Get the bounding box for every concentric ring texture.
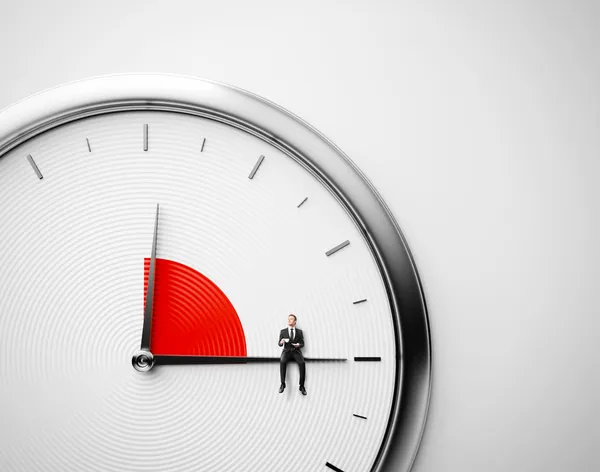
[0,110,396,471]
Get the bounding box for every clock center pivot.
[132,350,155,372]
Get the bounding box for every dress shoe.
[279,384,285,393]
[299,386,307,395]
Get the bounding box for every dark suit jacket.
[278,327,304,352]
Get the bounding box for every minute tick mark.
[248,155,265,179]
[143,124,149,151]
[325,462,344,472]
[27,154,43,179]
[326,240,350,257]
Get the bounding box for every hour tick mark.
[248,155,265,179]
[325,463,344,472]
[86,138,92,152]
[353,413,367,420]
[353,298,367,305]
[143,124,149,151]
[354,357,381,362]
[297,197,308,208]
[27,154,43,179]
[325,240,350,257]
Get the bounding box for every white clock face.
[0,110,398,471]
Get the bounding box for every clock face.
[0,76,430,472]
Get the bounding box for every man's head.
[287,314,297,327]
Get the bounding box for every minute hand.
[153,355,347,365]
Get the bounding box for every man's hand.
[293,343,300,348]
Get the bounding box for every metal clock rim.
[0,73,431,472]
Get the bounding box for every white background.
[0,1,598,470]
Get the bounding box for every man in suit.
[278,313,306,395]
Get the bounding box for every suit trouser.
[280,350,306,386]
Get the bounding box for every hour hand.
[141,203,160,351]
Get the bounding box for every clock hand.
[140,203,160,351]
[132,204,159,373]
[153,355,347,365]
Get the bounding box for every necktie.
[291,329,294,341]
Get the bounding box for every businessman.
[278,314,306,395]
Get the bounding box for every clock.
[0,74,430,472]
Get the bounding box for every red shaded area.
[144,258,247,356]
